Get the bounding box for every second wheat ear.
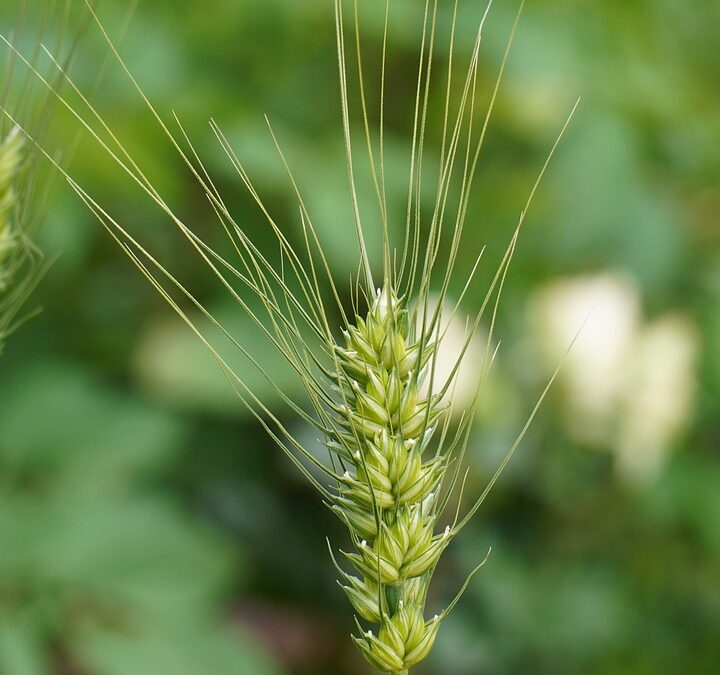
[0,127,24,296]
[0,125,36,352]
[8,0,581,670]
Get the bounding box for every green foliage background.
[1,1,719,673]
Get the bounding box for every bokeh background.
[1,1,719,674]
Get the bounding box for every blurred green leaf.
[0,362,281,674]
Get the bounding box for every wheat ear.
[329,284,451,671]
[0,126,24,293]
[0,0,111,350]
[0,125,34,350]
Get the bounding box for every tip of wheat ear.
[327,284,455,672]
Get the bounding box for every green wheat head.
[330,286,455,671]
[2,0,579,670]
[0,126,23,294]
[0,0,93,351]
[0,122,35,352]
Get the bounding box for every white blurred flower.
[615,314,699,485]
[417,296,489,415]
[528,272,699,485]
[529,273,641,446]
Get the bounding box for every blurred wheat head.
[0,112,46,353]
[0,0,95,352]
[0,127,25,295]
[0,54,40,351]
[2,0,579,671]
